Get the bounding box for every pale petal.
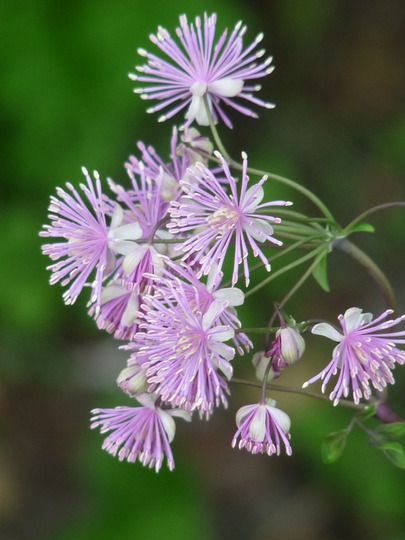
[245,219,274,243]
[210,341,235,361]
[267,405,291,433]
[249,405,267,442]
[136,393,157,409]
[208,78,244,97]
[168,409,192,422]
[236,404,257,427]
[101,283,127,303]
[214,287,244,307]
[202,300,226,329]
[311,322,343,342]
[121,293,139,327]
[110,203,124,228]
[122,245,147,274]
[243,184,264,212]
[111,222,142,240]
[209,325,235,342]
[343,307,371,331]
[158,409,176,443]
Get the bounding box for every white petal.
[236,404,257,427]
[245,219,274,243]
[214,357,233,380]
[158,409,176,443]
[249,406,267,442]
[111,240,141,256]
[343,307,368,332]
[110,203,124,228]
[186,95,209,126]
[202,300,226,330]
[121,293,139,327]
[210,341,235,361]
[311,322,343,342]
[101,284,127,303]
[267,405,291,433]
[110,222,142,241]
[167,409,192,422]
[243,184,264,213]
[208,78,244,97]
[213,287,244,307]
[122,245,147,274]
[209,325,235,343]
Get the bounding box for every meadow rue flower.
[278,326,305,364]
[303,308,405,405]
[155,260,252,354]
[232,400,292,456]
[40,168,142,307]
[135,278,236,417]
[90,393,191,471]
[117,352,148,396]
[168,151,292,286]
[176,127,214,164]
[130,13,275,128]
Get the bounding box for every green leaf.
[378,442,405,469]
[312,254,330,292]
[348,222,375,234]
[321,429,348,464]
[376,422,405,440]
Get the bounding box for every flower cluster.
[40,12,405,473]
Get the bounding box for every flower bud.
[277,327,305,365]
[252,351,276,382]
[117,364,147,396]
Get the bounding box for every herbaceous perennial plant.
[41,13,405,472]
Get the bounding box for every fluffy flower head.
[304,307,405,405]
[169,152,291,286]
[130,13,275,128]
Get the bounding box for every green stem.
[346,201,405,230]
[204,96,231,162]
[231,378,364,411]
[336,239,396,309]
[245,246,324,298]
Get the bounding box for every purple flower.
[135,278,236,417]
[130,14,275,128]
[156,260,252,354]
[303,307,405,405]
[40,168,142,306]
[168,152,291,286]
[90,394,190,471]
[232,400,292,456]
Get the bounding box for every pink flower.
[90,393,190,471]
[130,14,274,128]
[304,308,405,405]
[232,400,292,456]
[168,152,291,286]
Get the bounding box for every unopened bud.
[117,364,147,396]
[252,351,276,382]
[277,327,305,365]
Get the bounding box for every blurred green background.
[1,0,405,539]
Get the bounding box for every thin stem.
[238,327,279,334]
[245,246,325,298]
[201,105,336,222]
[336,239,396,309]
[231,378,364,411]
[204,96,231,162]
[346,201,405,230]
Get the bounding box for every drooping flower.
[135,278,236,417]
[259,326,305,378]
[130,13,275,128]
[90,393,190,471]
[232,400,292,456]
[176,127,214,165]
[40,168,142,306]
[303,307,405,405]
[168,152,291,286]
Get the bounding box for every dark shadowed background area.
[1,1,405,539]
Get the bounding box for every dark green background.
[1,1,404,539]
